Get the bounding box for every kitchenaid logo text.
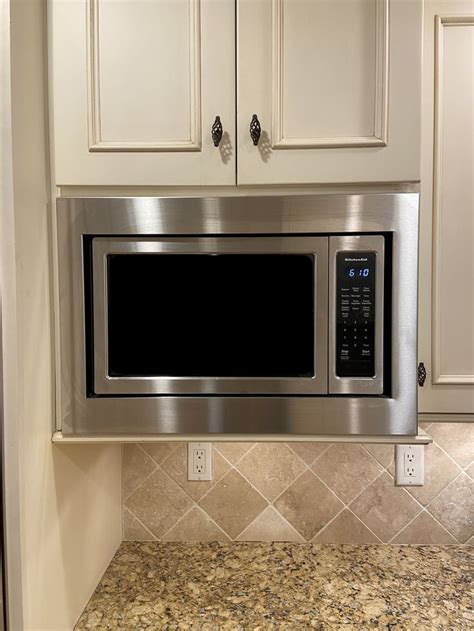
[344,257,368,262]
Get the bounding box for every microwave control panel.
[335,251,376,377]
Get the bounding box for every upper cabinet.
[237,0,422,185]
[50,0,422,187]
[418,0,474,415]
[50,0,236,186]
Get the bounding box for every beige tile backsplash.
[123,423,474,545]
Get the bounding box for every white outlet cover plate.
[187,442,212,481]
[395,444,424,486]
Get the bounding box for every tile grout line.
[386,484,425,544]
[163,445,230,505]
[286,443,332,468]
[160,445,266,541]
[428,439,468,473]
[126,459,209,541]
[212,447,274,506]
[275,446,385,540]
[187,505,233,542]
[161,499,232,543]
[122,445,160,504]
[416,471,467,543]
[149,442,182,468]
[218,443,394,541]
[158,503,200,541]
[214,442,258,468]
[236,505,305,542]
[338,505,385,543]
[412,468,463,511]
[388,505,460,544]
[123,506,158,542]
[259,443,335,507]
[231,444,329,540]
[132,444,255,542]
[143,462,227,541]
[212,444,312,539]
[342,469,420,544]
[360,442,395,469]
[154,450,236,541]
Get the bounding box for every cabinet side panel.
[419,2,474,414]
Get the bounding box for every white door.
[418,1,474,415]
[237,0,422,185]
[51,0,235,186]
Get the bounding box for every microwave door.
[91,236,329,396]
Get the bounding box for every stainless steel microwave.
[57,194,419,437]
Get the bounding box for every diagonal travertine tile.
[237,506,304,542]
[350,472,420,542]
[428,423,474,468]
[123,508,155,541]
[122,444,157,499]
[428,473,473,543]
[408,443,460,506]
[274,470,343,541]
[199,470,267,539]
[313,509,380,544]
[122,424,473,543]
[313,444,384,504]
[163,507,230,542]
[238,443,306,501]
[214,442,254,464]
[287,442,330,465]
[164,444,230,501]
[140,442,182,465]
[125,470,193,539]
[393,512,457,544]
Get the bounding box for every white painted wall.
[3,1,122,628]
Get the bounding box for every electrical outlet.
[395,445,424,486]
[187,442,212,481]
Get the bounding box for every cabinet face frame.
[418,2,474,415]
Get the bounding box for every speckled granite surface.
[75,542,473,629]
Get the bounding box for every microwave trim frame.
[56,194,419,437]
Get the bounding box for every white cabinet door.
[51,0,235,186]
[237,0,422,185]
[418,1,474,414]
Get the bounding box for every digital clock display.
[346,266,370,278]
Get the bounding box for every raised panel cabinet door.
[237,0,422,185]
[418,1,474,415]
[50,0,235,186]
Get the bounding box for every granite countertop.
[76,542,473,629]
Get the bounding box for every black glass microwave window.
[106,254,315,378]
